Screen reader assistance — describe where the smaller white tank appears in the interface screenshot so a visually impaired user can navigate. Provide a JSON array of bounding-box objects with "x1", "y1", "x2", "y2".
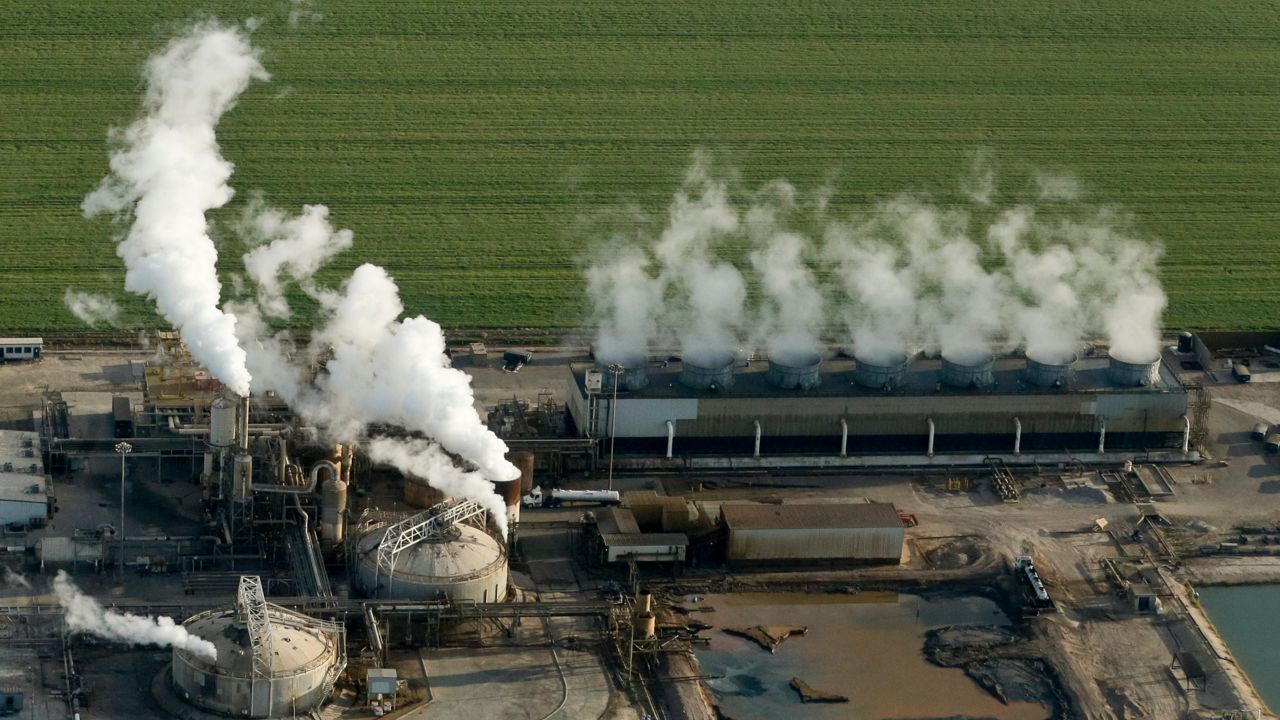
[{"x1": 209, "y1": 395, "x2": 237, "y2": 448}]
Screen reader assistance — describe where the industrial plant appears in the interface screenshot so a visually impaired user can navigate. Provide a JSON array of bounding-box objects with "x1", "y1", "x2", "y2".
[{"x1": 1, "y1": 14, "x2": 1278, "y2": 720}]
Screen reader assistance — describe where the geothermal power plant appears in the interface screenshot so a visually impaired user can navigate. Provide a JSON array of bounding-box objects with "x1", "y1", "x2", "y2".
[{"x1": 5, "y1": 15, "x2": 1276, "y2": 720}]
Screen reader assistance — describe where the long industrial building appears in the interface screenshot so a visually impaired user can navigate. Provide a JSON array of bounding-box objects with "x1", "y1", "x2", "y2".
[{"x1": 567, "y1": 351, "x2": 1191, "y2": 458}]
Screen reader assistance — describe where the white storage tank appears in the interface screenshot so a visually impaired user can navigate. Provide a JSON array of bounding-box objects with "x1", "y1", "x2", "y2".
[
  {"x1": 355, "y1": 500, "x2": 508, "y2": 604},
  {"x1": 171, "y1": 578, "x2": 344, "y2": 718},
  {"x1": 209, "y1": 394, "x2": 237, "y2": 448}
]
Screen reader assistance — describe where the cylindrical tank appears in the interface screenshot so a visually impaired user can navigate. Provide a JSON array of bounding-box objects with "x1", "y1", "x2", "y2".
[
  {"x1": 853, "y1": 351, "x2": 911, "y2": 390},
  {"x1": 209, "y1": 395, "x2": 237, "y2": 448},
  {"x1": 636, "y1": 590, "x2": 652, "y2": 614},
  {"x1": 493, "y1": 478, "x2": 523, "y2": 527},
  {"x1": 328, "y1": 444, "x2": 343, "y2": 485},
  {"x1": 1107, "y1": 353, "x2": 1161, "y2": 387},
  {"x1": 598, "y1": 357, "x2": 648, "y2": 392},
  {"x1": 320, "y1": 477, "x2": 347, "y2": 545},
  {"x1": 403, "y1": 474, "x2": 446, "y2": 508},
  {"x1": 940, "y1": 353, "x2": 995, "y2": 389},
  {"x1": 766, "y1": 352, "x2": 822, "y2": 390},
  {"x1": 509, "y1": 451, "x2": 535, "y2": 493},
  {"x1": 1024, "y1": 352, "x2": 1078, "y2": 388},
  {"x1": 355, "y1": 522, "x2": 508, "y2": 603},
  {"x1": 233, "y1": 454, "x2": 253, "y2": 503},
  {"x1": 171, "y1": 608, "x2": 341, "y2": 718},
  {"x1": 634, "y1": 612, "x2": 656, "y2": 640},
  {"x1": 679, "y1": 352, "x2": 736, "y2": 390},
  {"x1": 1266, "y1": 432, "x2": 1280, "y2": 454},
  {"x1": 1177, "y1": 332, "x2": 1194, "y2": 354}
]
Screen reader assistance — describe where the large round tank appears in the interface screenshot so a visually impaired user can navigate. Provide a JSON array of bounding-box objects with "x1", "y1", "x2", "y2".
[
  {"x1": 1024, "y1": 352, "x2": 1077, "y2": 388},
  {"x1": 679, "y1": 352, "x2": 736, "y2": 390},
  {"x1": 853, "y1": 351, "x2": 911, "y2": 390},
  {"x1": 940, "y1": 353, "x2": 995, "y2": 388},
  {"x1": 209, "y1": 395, "x2": 237, "y2": 448},
  {"x1": 1108, "y1": 353, "x2": 1161, "y2": 387},
  {"x1": 766, "y1": 352, "x2": 822, "y2": 390},
  {"x1": 493, "y1": 477, "x2": 523, "y2": 527},
  {"x1": 403, "y1": 474, "x2": 446, "y2": 508},
  {"x1": 171, "y1": 608, "x2": 340, "y2": 718},
  {"x1": 598, "y1": 357, "x2": 649, "y2": 392},
  {"x1": 356, "y1": 522, "x2": 508, "y2": 603}
]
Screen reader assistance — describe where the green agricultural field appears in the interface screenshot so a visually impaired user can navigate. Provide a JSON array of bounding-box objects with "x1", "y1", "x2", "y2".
[{"x1": 1, "y1": 1, "x2": 1278, "y2": 334}]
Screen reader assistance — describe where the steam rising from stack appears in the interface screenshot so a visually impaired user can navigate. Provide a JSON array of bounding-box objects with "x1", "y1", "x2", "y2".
[
  {"x1": 84, "y1": 22, "x2": 517, "y2": 535},
  {"x1": 588, "y1": 155, "x2": 1166, "y2": 367},
  {"x1": 53, "y1": 571, "x2": 217, "y2": 660}
]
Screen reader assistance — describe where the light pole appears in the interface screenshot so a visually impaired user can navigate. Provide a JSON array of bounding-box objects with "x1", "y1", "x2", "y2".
[
  {"x1": 115, "y1": 441, "x2": 132, "y2": 587},
  {"x1": 607, "y1": 363, "x2": 624, "y2": 491}
]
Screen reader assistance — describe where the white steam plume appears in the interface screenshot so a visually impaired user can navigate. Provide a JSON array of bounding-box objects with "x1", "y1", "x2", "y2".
[
  {"x1": 989, "y1": 207, "x2": 1083, "y2": 363},
  {"x1": 745, "y1": 181, "x2": 825, "y2": 362},
  {"x1": 4, "y1": 567, "x2": 31, "y2": 589},
  {"x1": 239, "y1": 197, "x2": 353, "y2": 318},
  {"x1": 82, "y1": 22, "x2": 266, "y2": 396},
  {"x1": 824, "y1": 225, "x2": 918, "y2": 365},
  {"x1": 63, "y1": 289, "x2": 121, "y2": 328},
  {"x1": 652, "y1": 159, "x2": 743, "y2": 365},
  {"x1": 53, "y1": 571, "x2": 216, "y2": 660},
  {"x1": 585, "y1": 245, "x2": 662, "y2": 364},
  {"x1": 365, "y1": 438, "x2": 508, "y2": 525}
]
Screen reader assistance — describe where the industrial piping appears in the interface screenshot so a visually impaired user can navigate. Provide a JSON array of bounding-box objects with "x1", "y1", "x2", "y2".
[
  {"x1": 1182, "y1": 415, "x2": 1191, "y2": 454},
  {"x1": 665, "y1": 420, "x2": 674, "y2": 459},
  {"x1": 1098, "y1": 419, "x2": 1107, "y2": 454},
  {"x1": 1013, "y1": 417, "x2": 1022, "y2": 455},
  {"x1": 926, "y1": 417, "x2": 935, "y2": 457},
  {"x1": 839, "y1": 418, "x2": 848, "y2": 458},
  {"x1": 753, "y1": 420, "x2": 762, "y2": 459}
]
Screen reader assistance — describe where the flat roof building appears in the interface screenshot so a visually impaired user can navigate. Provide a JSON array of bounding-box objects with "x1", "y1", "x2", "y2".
[{"x1": 720, "y1": 502, "x2": 904, "y2": 565}]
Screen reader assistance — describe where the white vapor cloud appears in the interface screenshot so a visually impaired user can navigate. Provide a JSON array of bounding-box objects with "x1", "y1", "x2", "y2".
[{"x1": 53, "y1": 571, "x2": 216, "y2": 660}]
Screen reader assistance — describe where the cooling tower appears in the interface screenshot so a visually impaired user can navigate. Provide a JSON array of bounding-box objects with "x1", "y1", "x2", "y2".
[
  {"x1": 598, "y1": 357, "x2": 649, "y2": 392},
  {"x1": 766, "y1": 352, "x2": 822, "y2": 390},
  {"x1": 1107, "y1": 353, "x2": 1161, "y2": 387},
  {"x1": 679, "y1": 352, "x2": 736, "y2": 390},
  {"x1": 940, "y1": 353, "x2": 995, "y2": 389},
  {"x1": 1023, "y1": 352, "x2": 1078, "y2": 388},
  {"x1": 853, "y1": 352, "x2": 911, "y2": 390}
]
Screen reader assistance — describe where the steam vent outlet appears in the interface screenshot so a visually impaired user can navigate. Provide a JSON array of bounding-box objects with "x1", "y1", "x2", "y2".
[
  {"x1": 766, "y1": 352, "x2": 822, "y2": 390},
  {"x1": 1023, "y1": 353, "x2": 1078, "y2": 388},
  {"x1": 679, "y1": 352, "x2": 736, "y2": 390},
  {"x1": 853, "y1": 352, "x2": 911, "y2": 390},
  {"x1": 598, "y1": 357, "x2": 649, "y2": 392},
  {"x1": 1107, "y1": 353, "x2": 1161, "y2": 387},
  {"x1": 940, "y1": 354, "x2": 995, "y2": 389}
]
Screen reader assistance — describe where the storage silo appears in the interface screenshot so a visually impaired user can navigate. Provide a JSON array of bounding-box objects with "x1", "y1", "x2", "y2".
[
  {"x1": 1107, "y1": 353, "x2": 1161, "y2": 387},
  {"x1": 679, "y1": 352, "x2": 736, "y2": 390},
  {"x1": 766, "y1": 352, "x2": 822, "y2": 390},
  {"x1": 171, "y1": 576, "x2": 345, "y2": 719},
  {"x1": 403, "y1": 473, "x2": 446, "y2": 508},
  {"x1": 355, "y1": 499, "x2": 508, "y2": 604},
  {"x1": 940, "y1": 353, "x2": 995, "y2": 389},
  {"x1": 509, "y1": 451, "x2": 535, "y2": 493}
]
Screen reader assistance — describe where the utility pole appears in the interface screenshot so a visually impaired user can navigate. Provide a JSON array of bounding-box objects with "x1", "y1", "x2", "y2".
[
  {"x1": 607, "y1": 363, "x2": 624, "y2": 492},
  {"x1": 114, "y1": 442, "x2": 132, "y2": 588}
]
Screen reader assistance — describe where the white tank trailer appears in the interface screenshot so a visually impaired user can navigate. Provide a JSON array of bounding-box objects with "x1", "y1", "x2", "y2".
[
  {"x1": 355, "y1": 501, "x2": 508, "y2": 604},
  {"x1": 679, "y1": 352, "x2": 736, "y2": 390},
  {"x1": 940, "y1": 353, "x2": 995, "y2": 388},
  {"x1": 171, "y1": 578, "x2": 344, "y2": 718},
  {"x1": 1107, "y1": 353, "x2": 1162, "y2": 387},
  {"x1": 766, "y1": 352, "x2": 822, "y2": 390},
  {"x1": 1023, "y1": 352, "x2": 1078, "y2": 388},
  {"x1": 853, "y1": 351, "x2": 912, "y2": 390}
]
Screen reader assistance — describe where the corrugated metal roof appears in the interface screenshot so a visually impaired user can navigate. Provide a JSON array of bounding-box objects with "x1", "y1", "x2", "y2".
[
  {"x1": 0, "y1": 338, "x2": 42, "y2": 345},
  {"x1": 600, "y1": 533, "x2": 688, "y2": 548},
  {"x1": 595, "y1": 507, "x2": 640, "y2": 535},
  {"x1": 721, "y1": 502, "x2": 900, "y2": 530}
]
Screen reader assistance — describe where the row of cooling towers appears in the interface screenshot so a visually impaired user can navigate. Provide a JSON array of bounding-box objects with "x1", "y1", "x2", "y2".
[{"x1": 600, "y1": 348, "x2": 1163, "y2": 393}]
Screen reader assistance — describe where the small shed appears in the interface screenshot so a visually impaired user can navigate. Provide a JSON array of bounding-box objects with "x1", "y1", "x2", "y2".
[{"x1": 720, "y1": 502, "x2": 904, "y2": 565}]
